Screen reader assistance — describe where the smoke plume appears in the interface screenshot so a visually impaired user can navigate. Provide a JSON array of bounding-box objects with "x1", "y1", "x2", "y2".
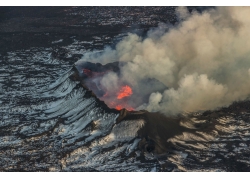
[{"x1": 76, "y1": 7, "x2": 250, "y2": 116}]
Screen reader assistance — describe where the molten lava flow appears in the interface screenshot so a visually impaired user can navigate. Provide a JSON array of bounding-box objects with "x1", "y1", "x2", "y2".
[
  {"x1": 115, "y1": 105, "x2": 123, "y2": 110},
  {"x1": 82, "y1": 67, "x2": 134, "y2": 111},
  {"x1": 112, "y1": 85, "x2": 134, "y2": 111},
  {"x1": 115, "y1": 104, "x2": 134, "y2": 111},
  {"x1": 117, "y1": 85, "x2": 133, "y2": 99}
]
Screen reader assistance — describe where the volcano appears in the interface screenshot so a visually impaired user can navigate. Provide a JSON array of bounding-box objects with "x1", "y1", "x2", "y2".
[
  {"x1": 75, "y1": 61, "x2": 167, "y2": 111},
  {"x1": 1, "y1": 6, "x2": 250, "y2": 172},
  {"x1": 2, "y1": 54, "x2": 250, "y2": 171},
  {"x1": 68, "y1": 63, "x2": 250, "y2": 171}
]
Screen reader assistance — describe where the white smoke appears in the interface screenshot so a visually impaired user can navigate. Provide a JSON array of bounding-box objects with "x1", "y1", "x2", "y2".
[{"x1": 77, "y1": 7, "x2": 250, "y2": 115}]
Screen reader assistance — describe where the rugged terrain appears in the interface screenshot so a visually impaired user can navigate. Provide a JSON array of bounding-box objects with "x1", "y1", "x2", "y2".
[{"x1": 1, "y1": 7, "x2": 250, "y2": 172}]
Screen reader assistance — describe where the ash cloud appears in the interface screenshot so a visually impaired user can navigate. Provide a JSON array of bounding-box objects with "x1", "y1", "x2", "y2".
[{"x1": 76, "y1": 7, "x2": 250, "y2": 116}]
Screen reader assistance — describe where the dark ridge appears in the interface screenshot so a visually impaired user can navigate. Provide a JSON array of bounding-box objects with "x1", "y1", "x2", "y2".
[
  {"x1": 83, "y1": 89, "x2": 118, "y2": 114},
  {"x1": 69, "y1": 66, "x2": 119, "y2": 114},
  {"x1": 78, "y1": 61, "x2": 120, "y2": 75}
]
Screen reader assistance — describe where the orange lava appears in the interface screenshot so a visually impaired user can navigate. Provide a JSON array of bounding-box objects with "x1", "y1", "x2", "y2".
[
  {"x1": 117, "y1": 85, "x2": 133, "y2": 99},
  {"x1": 115, "y1": 105, "x2": 123, "y2": 110},
  {"x1": 115, "y1": 104, "x2": 134, "y2": 111},
  {"x1": 82, "y1": 69, "x2": 134, "y2": 111},
  {"x1": 110, "y1": 86, "x2": 134, "y2": 110}
]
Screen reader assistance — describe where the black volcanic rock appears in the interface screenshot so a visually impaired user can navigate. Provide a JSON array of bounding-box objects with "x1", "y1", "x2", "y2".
[{"x1": 1, "y1": 6, "x2": 250, "y2": 172}]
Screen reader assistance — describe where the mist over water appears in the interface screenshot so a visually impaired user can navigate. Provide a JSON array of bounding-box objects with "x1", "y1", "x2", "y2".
[{"x1": 76, "y1": 7, "x2": 250, "y2": 115}]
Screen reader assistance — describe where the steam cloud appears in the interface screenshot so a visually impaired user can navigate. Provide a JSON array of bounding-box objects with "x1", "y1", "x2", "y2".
[{"x1": 76, "y1": 7, "x2": 250, "y2": 116}]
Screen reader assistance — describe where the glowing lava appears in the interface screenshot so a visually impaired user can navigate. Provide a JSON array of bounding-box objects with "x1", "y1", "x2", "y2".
[
  {"x1": 115, "y1": 105, "x2": 123, "y2": 110},
  {"x1": 104, "y1": 86, "x2": 134, "y2": 111},
  {"x1": 117, "y1": 85, "x2": 133, "y2": 99},
  {"x1": 115, "y1": 104, "x2": 134, "y2": 111},
  {"x1": 82, "y1": 67, "x2": 134, "y2": 111},
  {"x1": 113, "y1": 85, "x2": 134, "y2": 111}
]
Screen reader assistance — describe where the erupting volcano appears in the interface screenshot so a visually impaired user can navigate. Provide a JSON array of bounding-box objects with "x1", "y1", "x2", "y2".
[{"x1": 80, "y1": 62, "x2": 135, "y2": 111}]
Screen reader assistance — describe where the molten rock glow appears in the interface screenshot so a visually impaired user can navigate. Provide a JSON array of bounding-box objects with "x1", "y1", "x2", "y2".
[
  {"x1": 106, "y1": 85, "x2": 134, "y2": 110},
  {"x1": 81, "y1": 67, "x2": 134, "y2": 110},
  {"x1": 117, "y1": 85, "x2": 133, "y2": 99}
]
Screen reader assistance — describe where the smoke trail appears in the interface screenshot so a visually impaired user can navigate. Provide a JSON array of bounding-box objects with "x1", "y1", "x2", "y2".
[{"x1": 76, "y1": 7, "x2": 250, "y2": 115}]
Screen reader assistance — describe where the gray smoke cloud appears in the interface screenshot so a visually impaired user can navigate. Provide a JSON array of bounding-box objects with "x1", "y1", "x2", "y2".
[{"x1": 76, "y1": 7, "x2": 250, "y2": 115}]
